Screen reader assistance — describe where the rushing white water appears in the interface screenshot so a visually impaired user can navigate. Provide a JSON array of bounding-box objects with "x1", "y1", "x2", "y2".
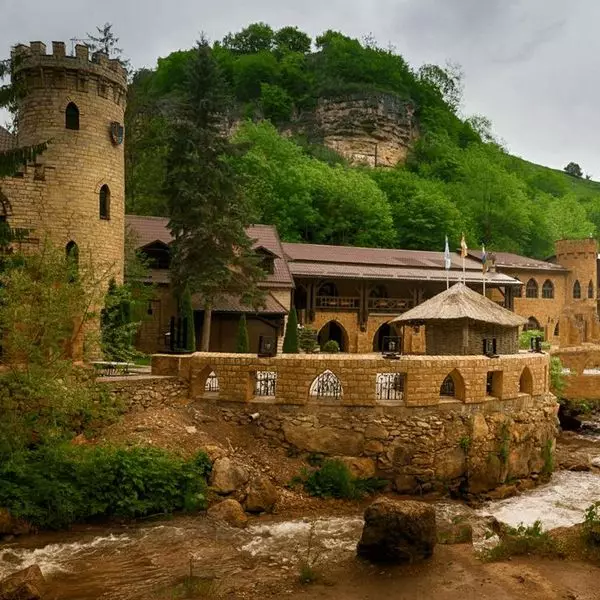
[{"x1": 479, "y1": 471, "x2": 600, "y2": 530}]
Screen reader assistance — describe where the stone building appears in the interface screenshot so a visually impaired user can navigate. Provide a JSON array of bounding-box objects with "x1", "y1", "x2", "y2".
[{"x1": 0, "y1": 41, "x2": 127, "y2": 283}]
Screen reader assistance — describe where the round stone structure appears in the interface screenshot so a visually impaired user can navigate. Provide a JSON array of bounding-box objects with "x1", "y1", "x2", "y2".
[{"x1": 0, "y1": 40, "x2": 127, "y2": 282}]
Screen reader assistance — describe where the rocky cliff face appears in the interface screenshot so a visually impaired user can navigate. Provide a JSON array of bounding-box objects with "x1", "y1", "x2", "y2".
[{"x1": 296, "y1": 93, "x2": 417, "y2": 167}]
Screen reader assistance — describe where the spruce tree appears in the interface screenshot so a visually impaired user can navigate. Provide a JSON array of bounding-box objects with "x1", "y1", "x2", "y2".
[
  {"x1": 235, "y1": 314, "x2": 250, "y2": 353},
  {"x1": 282, "y1": 307, "x2": 298, "y2": 353},
  {"x1": 180, "y1": 285, "x2": 196, "y2": 352},
  {"x1": 164, "y1": 37, "x2": 264, "y2": 351}
]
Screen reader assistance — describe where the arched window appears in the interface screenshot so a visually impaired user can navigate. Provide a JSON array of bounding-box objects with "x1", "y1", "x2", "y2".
[
  {"x1": 542, "y1": 280, "x2": 554, "y2": 299},
  {"x1": 440, "y1": 375, "x2": 455, "y2": 397},
  {"x1": 439, "y1": 369, "x2": 465, "y2": 401},
  {"x1": 519, "y1": 367, "x2": 533, "y2": 395},
  {"x1": 66, "y1": 240, "x2": 79, "y2": 282},
  {"x1": 310, "y1": 370, "x2": 342, "y2": 400},
  {"x1": 524, "y1": 316, "x2": 540, "y2": 331},
  {"x1": 65, "y1": 102, "x2": 79, "y2": 130},
  {"x1": 573, "y1": 280, "x2": 581, "y2": 299},
  {"x1": 589, "y1": 280, "x2": 595, "y2": 299},
  {"x1": 554, "y1": 322, "x2": 560, "y2": 337},
  {"x1": 525, "y1": 278, "x2": 538, "y2": 298},
  {"x1": 99, "y1": 184, "x2": 110, "y2": 220}
]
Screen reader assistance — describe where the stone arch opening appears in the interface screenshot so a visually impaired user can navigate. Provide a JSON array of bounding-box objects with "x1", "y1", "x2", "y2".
[
  {"x1": 573, "y1": 280, "x2": 581, "y2": 299},
  {"x1": 199, "y1": 365, "x2": 219, "y2": 396},
  {"x1": 554, "y1": 322, "x2": 560, "y2": 337},
  {"x1": 589, "y1": 280, "x2": 595, "y2": 299},
  {"x1": 440, "y1": 369, "x2": 465, "y2": 401},
  {"x1": 524, "y1": 316, "x2": 541, "y2": 331},
  {"x1": 309, "y1": 369, "x2": 343, "y2": 400},
  {"x1": 65, "y1": 240, "x2": 79, "y2": 281},
  {"x1": 519, "y1": 366, "x2": 533, "y2": 395},
  {"x1": 318, "y1": 320, "x2": 348, "y2": 352},
  {"x1": 99, "y1": 184, "x2": 110, "y2": 220},
  {"x1": 65, "y1": 102, "x2": 79, "y2": 130},
  {"x1": 372, "y1": 321, "x2": 398, "y2": 352}
]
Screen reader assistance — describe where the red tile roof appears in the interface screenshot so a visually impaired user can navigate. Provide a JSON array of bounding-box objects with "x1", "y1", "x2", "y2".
[{"x1": 125, "y1": 215, "x2": 294, "y2": 288}]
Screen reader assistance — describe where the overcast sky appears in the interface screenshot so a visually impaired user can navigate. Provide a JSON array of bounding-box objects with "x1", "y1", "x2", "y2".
[{"x1": 2, "y1": 0, "x2": 598, "y2": 176}]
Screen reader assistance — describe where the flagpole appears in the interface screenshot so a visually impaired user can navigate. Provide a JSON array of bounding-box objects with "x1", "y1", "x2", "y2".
[{"x1": 483, "y1": 273, "x2": 486, "y2": 296}]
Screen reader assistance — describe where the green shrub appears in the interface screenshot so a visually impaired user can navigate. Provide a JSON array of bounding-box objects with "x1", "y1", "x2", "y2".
[
  {"x1": 541, "y1": 439, "x2": 554, "y2": 476},
  {"x1": 301, "y1": 459, "x2": 387, "y2": 500},
  {"x1": 282, "y1": 307, "x2": 299, "y2": 353},
  {"x1": 298, "y1": 326, "x2": 318, "y2": 353},
  {"x1": 550, "y1": 356, "x2": 566, "y2": 396},
  {"x1": 321, "y1": 340, "x2": 340, "y2": 353},
  {"x1": 519, "y1": 329, "x2": 545, "y2": 350},
  {"x1": 584, "y1": 501, "x2": 600, "y2": 545},
  {"x1": 0, "y1": 445, "x2": 211, "y2": 529},
  {"x1": 483, "y1": 520, "x2": 557, "y2": 561}
]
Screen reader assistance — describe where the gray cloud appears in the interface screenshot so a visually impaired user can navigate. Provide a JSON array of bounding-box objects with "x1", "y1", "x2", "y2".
[{"x1": 2, "y1": 0, "x2": 599, "y2": 175}]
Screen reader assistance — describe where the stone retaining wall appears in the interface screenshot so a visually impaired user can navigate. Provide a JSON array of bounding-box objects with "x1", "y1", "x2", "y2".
[{"x1": 100, "y1": 376, "x2": 188, "y2": 411}]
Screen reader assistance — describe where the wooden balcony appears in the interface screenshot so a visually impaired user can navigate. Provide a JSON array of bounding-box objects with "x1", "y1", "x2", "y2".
[
  {"x1": 368, "y1": 297, "x2": 415, "y2": 313},
  {"x1": 316, "y1": 296, "x2": 360, "y2": 310}
]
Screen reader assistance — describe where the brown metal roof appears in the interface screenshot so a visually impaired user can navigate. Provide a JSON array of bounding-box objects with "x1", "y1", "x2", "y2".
[
  {"x1": 0, "y1": 126, "x2": 14, "y2": 152},
  {"x1": 392, "y1": 283, "x2": 527, "y2": 327},
  {"x1": 125, "y1": 215, "x2": 294, "y2": 288},
  {"x1": 288, "y1": 261, "x2": 520, "y2": 286},
  {"x1": 467, "y1": 250, "x2": 567, "y2": 272},
  {"x1": 192, "y1": 291, "x2": 288, "y2": 314},
  {"x1": 283, "y1": 242, "x2": 483, "y2": 270}
]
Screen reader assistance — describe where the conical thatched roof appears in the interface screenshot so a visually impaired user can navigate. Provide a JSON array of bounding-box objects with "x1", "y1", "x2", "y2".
[{"x1": 391, "y1": 283, "x2": 527, "y2": 327}]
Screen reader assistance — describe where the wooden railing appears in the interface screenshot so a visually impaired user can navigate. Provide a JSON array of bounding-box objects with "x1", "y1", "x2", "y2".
[
  {"x1": 368, "y1": 297, "x2": 414, "y2": 312},
  {"x1": 316, "y1": 296, "x2": 360, "y2": 310}
]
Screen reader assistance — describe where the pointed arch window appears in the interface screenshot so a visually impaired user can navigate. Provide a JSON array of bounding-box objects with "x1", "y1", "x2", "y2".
[
  {"x1": 65, "y1": 102, "x2": 79, "y2": 130},
  {"x1": 525, "y1": 278, "x2": 538, "y2": 298},
  {"x1": 99, "y1": 184, "x2": 110, "y2": 220},
  {"x1": 66, "y1": 241, "x2": 79, "y2": 282},
  {"x1": 573, "y1": 280, "x2": 581, "y2": 299},
  {"x1": 589, "y1": 280, "x2": 594, "y2": 299},
  {"x1": 541, "y1": 279, "x2": 554, "y2": 299}
]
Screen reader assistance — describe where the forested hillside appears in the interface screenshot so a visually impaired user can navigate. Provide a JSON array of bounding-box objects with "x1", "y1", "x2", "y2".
[{"x1": 125, "y1": 23, "x2": 599, "y2": 258}]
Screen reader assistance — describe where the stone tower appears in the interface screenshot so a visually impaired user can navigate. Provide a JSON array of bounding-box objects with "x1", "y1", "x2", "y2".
[{"x1": 0, "y1": 40, "x2": 127, "y2": 282}]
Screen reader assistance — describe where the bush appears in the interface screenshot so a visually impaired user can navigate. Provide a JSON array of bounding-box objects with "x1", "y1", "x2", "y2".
[
  {"x1": 550, "y1": 356, "x2": 566, "y2": 397},
  {"x1": 282, "y1": 307, "x2": 299, "y2": 353},
  {"x1": 483, "y1": 520, "x2": 557, "y2": 561},
  {"x1": 321, "y1": 340, "x2": 340, "y2": 353},
  {"x1": 519, "y1": 329, "x2": 545, "y2": 350},
  {"x1": 300, "y1": 459, "x2": 387, "y2": 500},
  {"x1": 0, "y1": 445, "x2": 211, "y2": 530},
  {"x1": 298, "y1": 326, "x2": 318, "y2": 353},
  {"x1": 584, "y1": 501, "x2": 600, "y2": 545}
]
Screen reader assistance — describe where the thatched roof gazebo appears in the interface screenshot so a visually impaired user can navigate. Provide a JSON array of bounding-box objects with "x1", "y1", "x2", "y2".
[{"x1": 391, "y1": 283, "x2": 526, "y2": 356}]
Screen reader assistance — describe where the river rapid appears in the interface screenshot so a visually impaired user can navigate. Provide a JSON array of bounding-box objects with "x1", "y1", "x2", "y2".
[{"x1": 2, "y1": 437, "x2": 600, "y2": 599}]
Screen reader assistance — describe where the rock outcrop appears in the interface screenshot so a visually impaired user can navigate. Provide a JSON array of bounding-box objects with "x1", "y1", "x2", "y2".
[
  {"x1": 207, "y1": 499, "x2": 248, "y2": 528},
  {"x1": 244, "y1": 476, "x2": 278, "y2": 514},
  {"x1": 210, "y1": 457, "x2": 249, "y2": 495},
  {"x1": 357, "y1": 498, "x2": 436, "y2": 563},
  {"x1": 0, "y1": 565, "x2": 45, "y2": 600}
]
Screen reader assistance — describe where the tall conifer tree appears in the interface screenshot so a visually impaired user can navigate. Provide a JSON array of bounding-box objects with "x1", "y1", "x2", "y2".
[{"x1": 164, "y1": 38, "x2": 264, "y2": 350}]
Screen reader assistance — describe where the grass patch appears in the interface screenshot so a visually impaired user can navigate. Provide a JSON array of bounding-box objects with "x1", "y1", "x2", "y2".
[
  {"x1": 293, "y1": 459, "x2": 388, "y2": 500},
  {"x1": 482, "y1": 520, "x2": 558, "y2": 561}
]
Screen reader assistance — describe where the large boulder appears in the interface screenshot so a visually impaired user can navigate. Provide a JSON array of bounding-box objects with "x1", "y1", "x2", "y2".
[
  {"x1": 207, "y1": 499, "x2": 248, "y2": 528},
  {"x1": 0, "y1": 565, "x2": 45, "y2": 600},
  {"x1": 210, "y1": 457, "x2": 249, "y2": 495},
  {"x1": 244, "y1": 476, "x2": 278, "y2": 514},
  {"x1": 357, "y1": 498, "x2": 436, "y2": 564}
]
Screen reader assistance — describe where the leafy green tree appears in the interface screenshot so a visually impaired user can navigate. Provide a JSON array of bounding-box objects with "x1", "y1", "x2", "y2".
[
  {"x1": 164, "y1": 39, "x2": 264, "y2": 351},
  {"x1": 223, "y1": 23, "x2": 274, "y2": 54},
  {"x1": 546, "y1": 194, "x2": 596, "y2": 240},
  {"x1": 86, "y1": 22, "x2": 130, "y2": 70},
  {"x1": 259, "y1": 83, "x2": 293, "y2": 123},
  {"x1": 564, "y1": 162, "x2": 583, "y2": 178},
  {"x1": 274, "y1": 26, "x2": 312, "y2": 54},
  {"x1": 233, "y1": 51, "x2": 279, "y2": 101},
  {"x1": 235, "y1": 313, "x2": 250, "y2": 353},
  {"x1": 101, "y1": 278, "x2": 139, "y2": 361},
  {"x1": 418, "y1": 62, "x2": 463, "y2": 112},
  {"x1": 179, "y1": 285, "x2": 196, "y2": 352},
  {"x1": 282, "y1": 307, "x2": 298, "y2": 353}
]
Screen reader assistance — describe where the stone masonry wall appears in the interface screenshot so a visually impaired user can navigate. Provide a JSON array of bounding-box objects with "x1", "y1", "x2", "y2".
[{"x1": 101, "y1": 376, "x2": 188, "y2": 411}]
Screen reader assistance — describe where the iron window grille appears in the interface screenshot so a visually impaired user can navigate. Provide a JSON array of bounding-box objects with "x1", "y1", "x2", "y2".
[
  {"x1": 311, "y1": 370, "x2": 342, "y2": 400},
  {"x1": 376, "y1": 373, "x2": 405, "y2": 401},
  {"x1": 204, "y1": 371, "x2": 220, "y2": 393},
  {"x1": 254, "y1": 371, "x2": 277, "y2": 396}
]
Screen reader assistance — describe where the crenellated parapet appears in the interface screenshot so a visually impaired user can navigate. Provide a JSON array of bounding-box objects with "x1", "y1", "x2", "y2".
[{"x1": 11, "y1": 41, "x2": 127, "y2": 107}]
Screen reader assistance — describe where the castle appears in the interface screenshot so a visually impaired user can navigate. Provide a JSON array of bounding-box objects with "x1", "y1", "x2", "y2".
[{"x1": 1, "y1": 41, "x2": 599, "y2": 358}]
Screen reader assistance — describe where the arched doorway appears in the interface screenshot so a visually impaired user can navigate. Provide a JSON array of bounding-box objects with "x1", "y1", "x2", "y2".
[
  {"x1": 524, "y1": 316, "x2": 540, "y2": 331},
  {"x1": 372, "y1": 322, "x2": 398, "y2": 352},
  {"x1": 318, "y1": 321, "x2": 348, "y2": 352}
]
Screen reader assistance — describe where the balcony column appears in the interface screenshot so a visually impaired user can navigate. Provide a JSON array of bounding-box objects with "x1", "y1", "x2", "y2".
[{"x1": 308, "y1": 281, "x2": 316, "y2": 323}]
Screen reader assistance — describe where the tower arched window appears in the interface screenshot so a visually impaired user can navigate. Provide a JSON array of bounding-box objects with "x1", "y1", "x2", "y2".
[
  {"x1": 573, "y1": 280, "x2": 581, "y2": 299},
  {"x1": 589, "y1": 280, "x2": 594, "y2": 299},
  {"x1": 542, "y1": 280, "x2": 554, "y2": 299},
  {"x1": 66, "y1": 241, "x2": 79, "y2": 282},
  {"x1": 99, "y1": 184, "x2": 110, "y2": 220},
  {"x1": 65, "y1": 102, "x2": 79, "y2": 130},
  {"x1": 525, "y1": 278, "x2": 538, "y2": 298}
]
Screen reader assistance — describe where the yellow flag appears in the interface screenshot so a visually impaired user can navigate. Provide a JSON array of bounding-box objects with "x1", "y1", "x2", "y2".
[{"x1": 460, "y1": 233, "x2": 468, "y2": 258}]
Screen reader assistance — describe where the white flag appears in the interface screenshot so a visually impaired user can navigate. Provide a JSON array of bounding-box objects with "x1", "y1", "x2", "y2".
[{"x1": 444, "y1": 236, "x2": 451, "y2": 270}]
